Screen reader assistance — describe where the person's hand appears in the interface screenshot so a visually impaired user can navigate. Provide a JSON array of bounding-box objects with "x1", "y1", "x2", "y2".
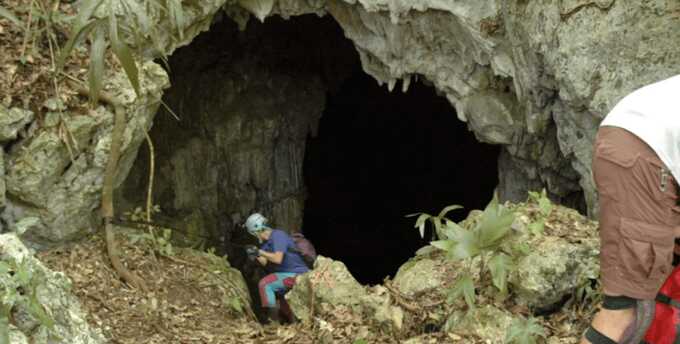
[{"x1": 245, "y1": 245, "x2": 260, "y2": 261}]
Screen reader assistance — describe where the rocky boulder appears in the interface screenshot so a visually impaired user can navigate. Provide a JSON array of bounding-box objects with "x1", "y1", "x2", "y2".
[
  {"x1": 391, "y1": 195, "x2": 599, "y2": 336},
  {"x1": 286, "y1": 256, "x2": 404, "y2": 332},
  {"x1": 2, "y1": 63, "x2": 168, "y2": 247},
  {"x1": 0, "y1": 106, "x2": 34, "y2": 142},
  {"x1": 0, "y1": 233, "x2": 104, "y2": 344}
]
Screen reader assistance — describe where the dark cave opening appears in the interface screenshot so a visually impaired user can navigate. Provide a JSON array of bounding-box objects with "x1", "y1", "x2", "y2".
[
  {"x1": 302, "y1": 71, "x2": 501, "y2": 285},
  {"x1": 123, "y1": 13, "x2": 500, "y2": 289}
]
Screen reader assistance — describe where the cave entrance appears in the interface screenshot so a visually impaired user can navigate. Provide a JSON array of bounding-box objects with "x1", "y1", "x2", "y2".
[
  {"x1": 303, "y1": 69, "x2": 500, "y2": 285},
  {"x1": 120, "y1": 13, "x2": 500, "y2": 288}
]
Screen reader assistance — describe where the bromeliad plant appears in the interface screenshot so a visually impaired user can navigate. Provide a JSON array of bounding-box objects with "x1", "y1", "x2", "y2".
[{"x1": 410, "y1": 195, "x2": 516, "y2": 309}]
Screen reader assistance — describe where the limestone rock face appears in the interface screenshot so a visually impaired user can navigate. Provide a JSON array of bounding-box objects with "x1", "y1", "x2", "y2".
[
  {"x1": 119, "y1": 18, "x2": 329, "y2": 261},
  {"x1": 2, "y1": 63, "x2": 168, "y2": 246},
  {"x1": 0, "y1": 106, "x2": 34, "y2": 142},
  {"x1": 286, "y1": 256, "x2": 404, "y2": 331},
  {"x1": 445, "y1": 305, "x2": 516, "y2": 344},
  {"x1": 394, "y1": 199, "x2": 599, "y2": 317},
  {"x1": 246, "y1": 0, "x2": 680, "y2": 214},
  {"x1": 286, "y1": 256, "x2": 366, "y2": 322},
  {"x1": 0, "y1": 233, "x2": 104, "y2": 343},
  {"x1": 9, "y1": 325, "x2": 29, "y2": 344},
  {"x1": 510, "y1": 236, "x2": 599, "y2": 310},
  {"x1": 0, "y1": 149, "x2": 4, "y2": 210}
]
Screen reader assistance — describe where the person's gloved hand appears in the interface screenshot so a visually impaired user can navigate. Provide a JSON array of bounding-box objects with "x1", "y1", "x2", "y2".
[{"x1": 245, "y1": 245, "x2": 260, "y2": 262}]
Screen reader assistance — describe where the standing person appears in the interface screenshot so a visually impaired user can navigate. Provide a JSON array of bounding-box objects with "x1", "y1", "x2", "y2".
[
  {"x1": 582, "y1": 74, "x2": 680, "y2": 344},
  {"x1": 244, "y1": 213, "x2": 309, "y2": 323}
]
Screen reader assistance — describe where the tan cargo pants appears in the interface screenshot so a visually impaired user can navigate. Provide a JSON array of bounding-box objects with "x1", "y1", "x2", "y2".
[{"x1": 592, "y1": 126, "x2": 680, "y2": 300}]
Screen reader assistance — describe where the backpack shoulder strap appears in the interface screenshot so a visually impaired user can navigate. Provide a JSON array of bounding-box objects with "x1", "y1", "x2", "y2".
[{"x1": 656, "y1": 292, "x2": 680, "y2": 309}]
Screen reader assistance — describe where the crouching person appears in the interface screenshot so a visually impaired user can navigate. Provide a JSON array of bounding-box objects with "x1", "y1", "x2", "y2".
[{"x1": 244, "y1": 213, "x2": 309, "y2": 324}]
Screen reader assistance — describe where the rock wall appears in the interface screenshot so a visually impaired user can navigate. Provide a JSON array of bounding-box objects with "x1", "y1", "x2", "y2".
[
  {"x1": 1, "y1": 64, "x2": 168, "y2": 247},
  {"x1": 118, "y1": 18, "x2": 333, "y2": 257},
  {"x1": 3, "y1": 0, "x2": 679, "y2": 247},
  {"x1": 308, "y1": 0, "x2": 680, "y2": 214},
  {"x1": 0, "y1": 233, "x2": 105, "y2": 343}
]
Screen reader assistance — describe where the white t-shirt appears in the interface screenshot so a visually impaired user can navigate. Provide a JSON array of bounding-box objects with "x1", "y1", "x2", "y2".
[{"x1": 600, "y1": 74, "x2": 680, "y2": 182}]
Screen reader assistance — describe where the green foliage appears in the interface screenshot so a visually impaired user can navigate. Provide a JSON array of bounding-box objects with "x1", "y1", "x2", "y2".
[
  {"x1": 57, "y1": 0, "x2": 196, "y2": 103},
  {"x1": 488, "y1": 252, "x2": 512, "y2": 296},
  {"x1": 0, "y1": 258, "x2": 57, "y2": 343},
  {"x1": 124, "y1": 205, "x2": 174, "y2": 256},
  {"x1": 0, "y1": 6, "x2": 23, "y2": 27},
  {"x1": 527, "y1": 189, "x2": 553, "y2": 235},
  {"x1": 505, "y1": 317, "x2": 547, "y2": 344},
  {"x1": 447, "y1": 273, "x2": 475, "y2": 310},
  {"x1": 127, "y1": 228, "x2": 174, "y2": 256},
  {"x1": 430, "y1": 195, "x2": 514, "y2": 262},
  {"x1": 406, "y1": 204, "x2": 463, "y2": 240},
  {"x1": 224, "y1": 295, "x2": 243, "y2": 314},
  {"x1": 413, "y1": 194, "x2": 516, "y2": 309},
  {"x1": 353, "y1": 339, "x2": 368, "y2": 344}
]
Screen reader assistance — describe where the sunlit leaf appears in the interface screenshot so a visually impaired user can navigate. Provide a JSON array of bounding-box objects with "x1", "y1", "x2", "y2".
[
  {"x1": 16, "y1": 261, "x2": 31, "y2": 285},
  {"x1": 476, "y1": 194, "x2": 514, "y2": 248},
  {"x1": 88, "y1": 22, "x2": 107, "y2": 106},
  {"x1": 0, "y1": 313, "x2": 9, "y2": 344},
  {"x1": 528, "y1": 219, "x2": 544, "y2": 235},
  {"x1": 73, "y1": 0, "x2": 105, "y2": 32},
  {"x1": 0, "y1": 6, "x2": 23, "y2": 27},
  {"x1": 167, "y1": 0, "x2": 185, "y2": 39},
  {"x1": 438, "y1": 204, "x2": 463, "y2": 218},
  {"x1": 57, "y1": 20, "x2": 98, "y2": 70},
  {"x1": 108, "y1": 1, "x2": 140, "y2": 95},
  {"x1": 446, "y1": 230, "x2": 481, "y2": 261},
  {"x1": 442, "y1": 221, "x2": 466, "y2": 240},
  {"x1": 415, "y1": 245, "x2": 437, "y2": 256},
  {"x1": 431, "y1": 239, "x2": 454, "y2": 253},
  {"x1": 0, "y1": 262, "x2": 9, "y2": 275},
  {"x1": 488, "y1": 253, "x2": 512, "y2": 294},
  {"x1": 505, "y1": 317, "x2": 547, "y2": 344},
  {"x1": 448, "y1": 273, "x2": 475, "y2": 309},
  {"x1": 538, "y1": 197, "x2": 552, "y2": 217},
  {"x1": 29, "y1": 285, "x2": 54, "y2": 329},
  {"x1": 409, "y1": 213, "x2": 431, "y2": 239}
]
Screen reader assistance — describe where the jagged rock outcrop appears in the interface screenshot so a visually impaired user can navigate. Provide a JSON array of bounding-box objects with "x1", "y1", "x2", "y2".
[
  {"x1": 118, "y1": 18, "x2": 334, "y2": 259},
  {"x1": 230, "y1": 0, "x2": 680, "y2": 215},
  {"x1": 393, "y1": 199, "x2": 599, "y2": 313},
  {"x1": 286, "y1": 256, "x2": 404, "y2": 331},
  {"x1": 1, "y1": 64, "x2": 168, "y2": 246},
  {"x1": 4, "y1": 0, "x2": 678, "y2": 250},
  {"x1": 0, "y1": 233, "x2": 105, "y2": 343}
]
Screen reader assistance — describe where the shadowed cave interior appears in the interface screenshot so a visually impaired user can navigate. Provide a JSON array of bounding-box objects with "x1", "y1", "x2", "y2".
[
  {"x1": 303, "y1": 71, "x2": 500, "y2": 285},
  {"x1": 121, "y1": 14, "x2": 500, "y2": 287}
]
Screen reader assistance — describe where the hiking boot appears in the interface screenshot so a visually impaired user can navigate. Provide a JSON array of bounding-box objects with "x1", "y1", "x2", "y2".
[{"x1": 266, "y1": 306, "x2": 281, "y2": 325}]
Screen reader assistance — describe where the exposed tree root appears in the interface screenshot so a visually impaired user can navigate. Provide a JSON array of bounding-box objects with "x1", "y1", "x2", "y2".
[{"x1": 73, "y1": 83, "x2": 147, "y2": 292}]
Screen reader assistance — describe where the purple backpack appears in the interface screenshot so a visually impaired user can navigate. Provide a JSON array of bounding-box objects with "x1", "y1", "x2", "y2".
[{"x1": 290, "y1": 232, "x2": 317, "y2": 269}]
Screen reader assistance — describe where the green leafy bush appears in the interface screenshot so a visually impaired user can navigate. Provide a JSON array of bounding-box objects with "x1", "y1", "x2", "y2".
[
  {"x1": 414, "y1": 195, "x2": 515, "y2": 308},
  {"x1": 526, "y1": 189, "x2": 553, "y2": 235},
  {"x1": 505, "y1": 317, "x2": 547, "y2": 344}
]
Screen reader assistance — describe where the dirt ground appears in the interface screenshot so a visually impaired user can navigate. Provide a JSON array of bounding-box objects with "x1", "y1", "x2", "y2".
[{"x1": 37, "y1": 223, "x2": 592, "y2": 344}]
